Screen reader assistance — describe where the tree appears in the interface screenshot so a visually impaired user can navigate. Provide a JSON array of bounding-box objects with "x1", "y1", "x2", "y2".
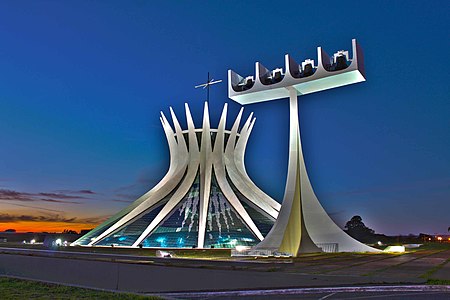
[
  {"x1": 4, "y1": 229, "x2": 16, "y2": 233},
  {"x1": 344, "y1": 215, "x2": 376, "y2": 243}
]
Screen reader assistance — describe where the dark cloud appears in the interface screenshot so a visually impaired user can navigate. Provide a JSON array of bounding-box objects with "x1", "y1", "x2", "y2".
[
  {"x1": 81, "y1": 216, "x2": 110, "y2": 224},
  {"x1": 111, "y1": 199, "x2": 134, "y2": 204},
  {"x1": 0, "y1": 189, "x2": 23, "y2": 199},
  {"x1": 0, "y1": 214, "x2": 76, "y2": 223},
  {"x1": 78, "y1": 190, "x2": 96, "y2": 194},
  {"x1": 38, "y1": 192, "x2": 83, "y2": 199},
  {"x1": 38, "y1": 198, "x2": 80, "y2": 204},
  {"x1": 0, "y1": 213, "x2": 108, "y2": 224},
  {"x1": 54, "y1": 189, "x2": 96, "y2": 195},
  {"x1": 2, "y1": 202, "x2": 64, "y2": 213},
  {"x1": 0, "y1": 188, "x2": 96, "y2": 205}
]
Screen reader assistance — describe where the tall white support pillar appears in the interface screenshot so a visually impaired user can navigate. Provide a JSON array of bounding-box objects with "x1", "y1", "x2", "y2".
[
  {"x1": 257, "y1": 88, "x2": 379, "y2": 255},
  {"x1": 255, "y1": 88, "x2": 320, "y2": 255},
  {"x1": 229, "y1": 39, "x2": 381, "y2": 256}
]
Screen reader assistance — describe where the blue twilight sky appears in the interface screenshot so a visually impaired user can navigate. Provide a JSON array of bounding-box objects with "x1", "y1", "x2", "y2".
[{"x1": 0, "y1": 1, "x2": 448, "y2": 234}]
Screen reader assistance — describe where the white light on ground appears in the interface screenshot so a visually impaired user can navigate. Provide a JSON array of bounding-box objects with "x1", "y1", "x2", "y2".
[
  {"x1": 55, "y1": 239, "x2": 62, "y2": 246},
  {"x1": 404, "y1": 244, "x2": 422, "y2": 249},
  {"x1": 235, "y1": 245, "x2": 250, "y2": 252},
  {"x1": 30, "y1": 239, "x2": 36, "y2": 244},
  {"x1": 156, "y1": 250, "x2": 172, "y2": 258},
  {"x1": 383, "y1": 245, "x2": 405, "y2": 253}
]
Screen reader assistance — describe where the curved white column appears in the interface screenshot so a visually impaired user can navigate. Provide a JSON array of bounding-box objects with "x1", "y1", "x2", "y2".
[
  {"x1": 132, "y1": 155, "x2": 199, "y2": 247},
  {"x1": 197, "y1": 102, "x2": 213, "y2": 248},
  {"x1": 86, "y1": 112, "x2": 189, "y2": 246},
  {"x1": 255, "y1": 88, "x2": 310, "y2": 254},
  {"x1": 133, "y1": 103, "x2": 205, "y2": 248},
  {"x1": 229, "y1": 113, "x2": 281, "y2": 214},
  {"x1": 76, "y1": 102, "x2": 280, "y2": 249},
  {"x1": 213, "y1": 104, "x2": 264, "y2": 241},
  {"x1": 224, "y1": 110, "x2": 280, "y2": 219},
  {"x1": 256, "y1": 88, "x2": 380, "y2": 255}
]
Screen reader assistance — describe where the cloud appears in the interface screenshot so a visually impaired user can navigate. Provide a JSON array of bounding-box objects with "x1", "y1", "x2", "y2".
[
  {"x1": 54, "y1": 189, "x2": 96, "y2": 195},
  {"x1": 0, "y1": 189, "x2": 23, "y2": 199},
  {"x1": 0, "y1": 188, "x2": 97, "y2": 205},
  {"x1": 3, "y1": 202, "x2": 64, "y2": 213},
  {"x1": 111, "y1": 199, "x2": 134, "y2": 204},
  {"x1": 0, "y1": 213, "x2": 108, "y2": 224},
  {"x1": 38, "y1": 192, "x2": 83, "y2": 199},
  {"x1": 78, "y1": 190, "x2": 96, "y2": 194},
  {"x1": 38, "y1": 198, "x2": 80, "y2": 204}
]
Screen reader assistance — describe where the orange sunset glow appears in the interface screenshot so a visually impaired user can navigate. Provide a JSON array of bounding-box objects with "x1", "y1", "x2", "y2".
[{"x1": 0, "y1": 221, "x2": 98, "y2": 233}]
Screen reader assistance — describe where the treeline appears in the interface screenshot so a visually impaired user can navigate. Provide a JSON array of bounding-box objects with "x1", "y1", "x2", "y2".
[{"x1": 344, "y1": 215, "x2": 434, "y2": 244}]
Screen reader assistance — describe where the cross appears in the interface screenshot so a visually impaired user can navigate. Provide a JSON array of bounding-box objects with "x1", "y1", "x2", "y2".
[{"x1": 195, "y1": 72, "x2": 222, "y2": 102}]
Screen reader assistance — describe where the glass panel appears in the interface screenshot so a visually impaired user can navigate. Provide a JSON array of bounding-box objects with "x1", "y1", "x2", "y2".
[
  {"x1": 74, "y1": 218, "x2": 119, "y2": 246},
  {"x1": 85, "y1": 168, "x2": 187, "y2": 247},
  {"x1": 94, "y1": 202, "x2": 166, "y2": 246},
  {"x1": 210, "y1": 132, "x2": 216, "y2": 146},
  {"x1": 227, "y1": 174, "x2": 275, "y2": 237},
  {"x1": 204, "y1": 172, "x2": 259, "y2": 248},
  {"x1": 141, "y1": 174, "x2": 200, "y2": 248},
  {"x1": 239, "y1": 201, "x2": 275, "y2": 237},
  {"x1": 75, "y1": 200, "x2": 152, "y2": 245}
]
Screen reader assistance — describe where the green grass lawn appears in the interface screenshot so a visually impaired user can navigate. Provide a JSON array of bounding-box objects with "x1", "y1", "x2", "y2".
[
  {"x1": 417, "y1": 242, "x2": 450, "y2": 251},
  {"x1": 426, "y1": 278, "x2": 450, "y2": 285},
  {"x1": 0, "y1": 277, "x2": 162, "y2": 300}
]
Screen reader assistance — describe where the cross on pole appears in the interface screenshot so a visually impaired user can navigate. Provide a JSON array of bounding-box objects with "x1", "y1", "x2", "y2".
[{"x1": 195, "y1": 72, "x2": 222, "y2": 103}]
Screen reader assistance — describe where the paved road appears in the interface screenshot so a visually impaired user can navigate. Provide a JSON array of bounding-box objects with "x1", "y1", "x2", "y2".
[
  {"x1": 159, "y1": 285, "x2": 450, "y2": 299},
  {"x1": 1, "y1": 246, "x2": 449, "y2": 294},
  {"x1": 282, "y1": 249, "x2": 450, "y2": 282}
]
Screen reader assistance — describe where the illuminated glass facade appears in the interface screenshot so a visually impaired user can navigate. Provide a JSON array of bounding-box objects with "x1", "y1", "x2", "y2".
[
  {"x1": 204, "y1": 173, "x2": 259, "y2": 248},
  {"x1": 141, "y1": 175, "x2": 200, "y2": 248},
  {"x1": 89, "y1": 172, "x2": 274, "y2": 248},
  {"x1": 95, "y1": 203, "x2": 166, "y2": 246},
  {"x1": 72, "y1": 103, "x2": 281, "y2": 249}
]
